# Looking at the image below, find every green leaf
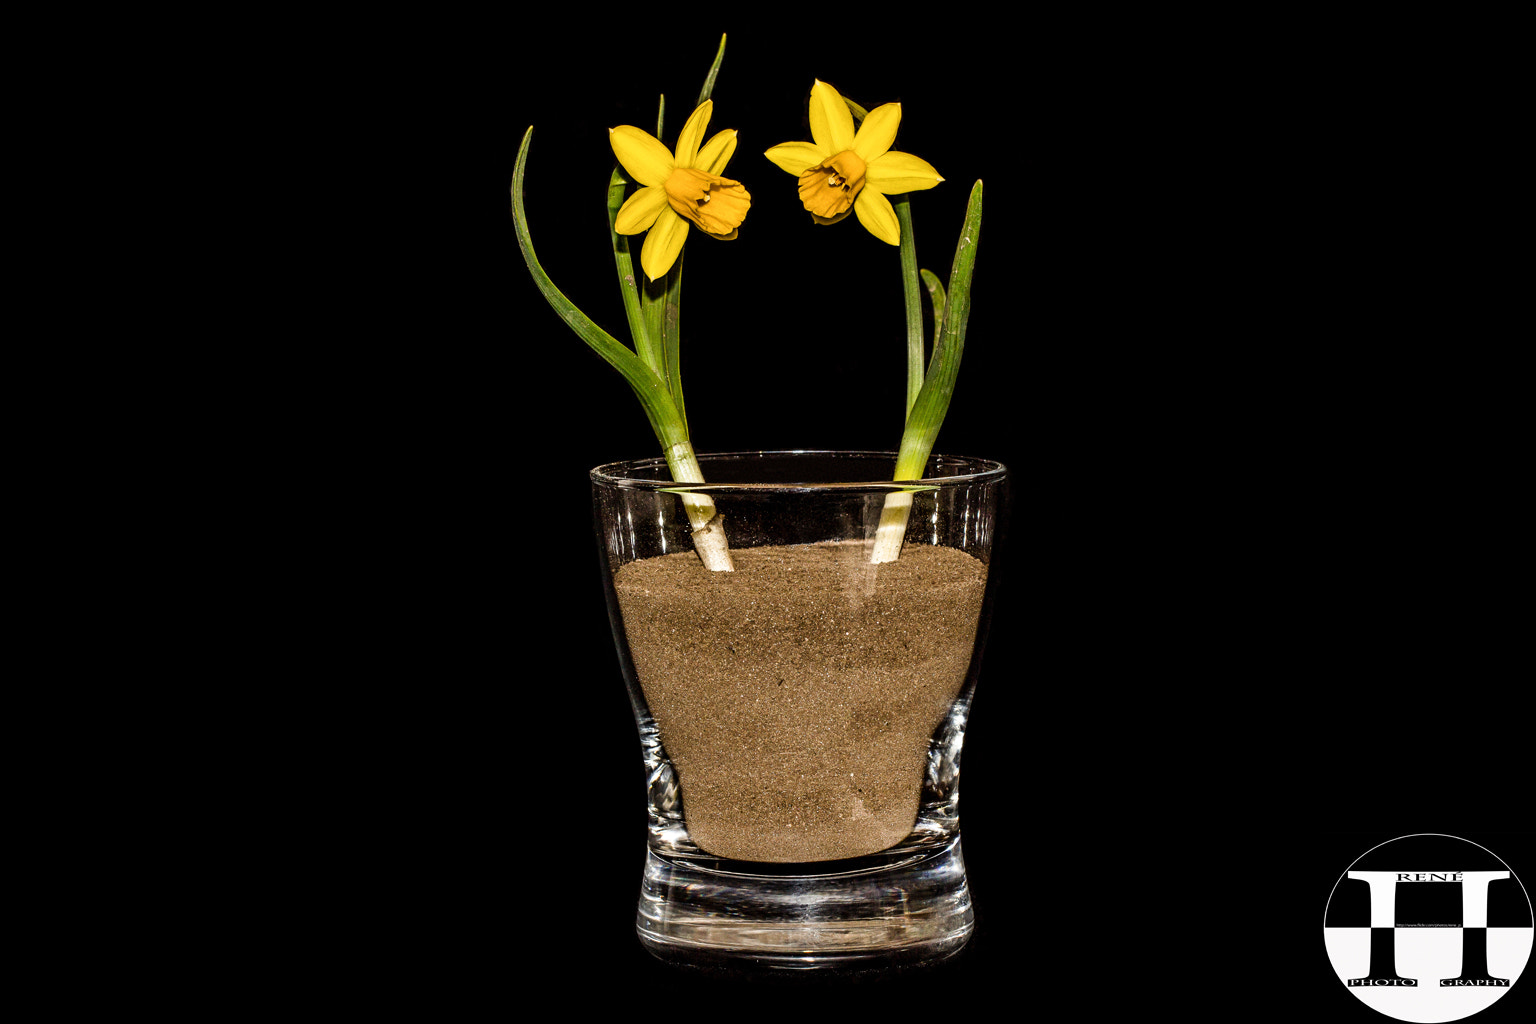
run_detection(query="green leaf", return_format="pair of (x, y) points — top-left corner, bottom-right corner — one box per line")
(895, 180), (983, 481)
(512, 126), (687, 451)
(636, 258), (687, 439)
(696, 34), (727, 106)
(920, 269), (947, 350)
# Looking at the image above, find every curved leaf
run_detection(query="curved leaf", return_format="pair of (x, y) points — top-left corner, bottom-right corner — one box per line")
(895, 180), (982, 480)
(512, 126), (687, 451)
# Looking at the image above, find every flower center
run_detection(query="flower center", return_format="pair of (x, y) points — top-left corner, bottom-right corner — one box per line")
(797, 150), (867, 220)
(664, 167), (751, 237)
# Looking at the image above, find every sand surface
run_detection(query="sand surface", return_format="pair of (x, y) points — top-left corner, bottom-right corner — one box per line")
(614, 541), (987, 862)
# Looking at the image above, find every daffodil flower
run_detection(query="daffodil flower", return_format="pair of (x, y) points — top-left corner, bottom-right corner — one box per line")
(764, 80), (943, 246)
(610, 100), (751, 281)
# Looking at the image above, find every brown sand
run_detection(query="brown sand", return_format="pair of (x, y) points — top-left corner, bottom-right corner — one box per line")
(613, 541), (987, 862)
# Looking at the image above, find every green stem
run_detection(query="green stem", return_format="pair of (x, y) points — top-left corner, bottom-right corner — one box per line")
(660, 259), (686, 436)
(639, 95), (667, 371)
(895, 195), (923, 421)
(921, 269), (947, 350)
(665, 440), (732, 571)
(607, 166), (661, 379)
(631, 92), (689, 437)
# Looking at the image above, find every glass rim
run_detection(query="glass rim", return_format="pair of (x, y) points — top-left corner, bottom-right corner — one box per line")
(590, 449), (1008, 493)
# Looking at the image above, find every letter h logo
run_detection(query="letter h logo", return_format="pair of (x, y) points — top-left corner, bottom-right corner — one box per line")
(1347, 872), (1511, 987)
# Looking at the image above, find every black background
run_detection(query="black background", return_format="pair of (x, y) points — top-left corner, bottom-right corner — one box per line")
(483, 16), (1529, 1012)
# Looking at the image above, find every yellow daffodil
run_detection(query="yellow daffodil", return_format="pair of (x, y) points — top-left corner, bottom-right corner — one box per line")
(764, 80), (943, 246)
(609, 100), (751, 281)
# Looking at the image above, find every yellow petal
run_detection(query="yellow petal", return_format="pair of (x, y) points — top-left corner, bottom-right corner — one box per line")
(865, 150), (945, 194)
(640, 206), (689, 280)
(697, 128), (739, 175)
(796, 151), (866, 220)
(853, 187), (900, 245)
(610, 126), (674, 188)
(852, 102), (901, 162)
(665, 168), (751, 236)
(614, 185), (667, 234)
(808, 80), (855, 154)
(674, 100), (712, 169)
(810, 210), (852, 227)
(764, 141), (827, 175)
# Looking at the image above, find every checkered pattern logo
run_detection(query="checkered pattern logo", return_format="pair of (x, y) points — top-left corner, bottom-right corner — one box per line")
(1324, 835), (1532, 1022)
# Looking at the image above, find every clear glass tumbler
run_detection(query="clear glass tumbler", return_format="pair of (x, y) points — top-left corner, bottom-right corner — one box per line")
(591, 451), (1008, 968)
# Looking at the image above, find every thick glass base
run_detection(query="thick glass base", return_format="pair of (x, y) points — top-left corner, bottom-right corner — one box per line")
(637, 835), (974, 970)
